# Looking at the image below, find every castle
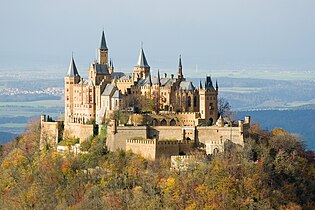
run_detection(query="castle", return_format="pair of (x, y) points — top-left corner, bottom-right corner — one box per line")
(40, 31), (250, 160)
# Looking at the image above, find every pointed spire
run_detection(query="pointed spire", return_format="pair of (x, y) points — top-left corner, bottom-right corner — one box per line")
(157, 69), (161, 86)
(67, 55), (80, 77)
(100, 30), (108, 50)
(216, 80), (218, 90)
(199, 80), (203, 89)
(137, 47), (150, 68)
(178, 54), (183, 79)
(109, 58), (112, 67)
(179, 54), (182, 68)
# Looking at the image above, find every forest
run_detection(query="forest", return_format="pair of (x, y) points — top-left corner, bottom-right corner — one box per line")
(0, 120), (315, 209)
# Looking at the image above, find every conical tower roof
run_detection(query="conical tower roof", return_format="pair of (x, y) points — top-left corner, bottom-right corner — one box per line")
(100, 30), (108, 50)
(67, 55), (80, 77)
(137, 48), (150, 68)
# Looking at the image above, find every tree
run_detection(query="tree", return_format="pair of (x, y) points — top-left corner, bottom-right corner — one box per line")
(218, 97), (231, 118)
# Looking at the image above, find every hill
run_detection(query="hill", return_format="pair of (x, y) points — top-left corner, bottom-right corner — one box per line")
(0, 121), (315, 209)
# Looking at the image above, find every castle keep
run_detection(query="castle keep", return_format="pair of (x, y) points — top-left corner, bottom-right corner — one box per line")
(41, 31), (250, 159)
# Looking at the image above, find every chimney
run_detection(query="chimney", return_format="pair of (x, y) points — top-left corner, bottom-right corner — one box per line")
(164, 73), (167, 78)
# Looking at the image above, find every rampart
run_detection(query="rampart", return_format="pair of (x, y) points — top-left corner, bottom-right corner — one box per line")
(40, 115), (63, 148)
(63, 123), (95, 143)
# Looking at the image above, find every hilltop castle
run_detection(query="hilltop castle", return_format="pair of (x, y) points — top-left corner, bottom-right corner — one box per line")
(41, 31), (250, 160)
(65, 31), (218, 125)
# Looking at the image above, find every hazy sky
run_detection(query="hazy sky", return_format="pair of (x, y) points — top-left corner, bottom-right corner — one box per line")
(1, 0), (315, 75)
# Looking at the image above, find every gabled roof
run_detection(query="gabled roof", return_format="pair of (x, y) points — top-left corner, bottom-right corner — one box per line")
(160, 77), (176, 87)
(180, 81), (195, 91)
(137, 75), (152, 86)
(136, 48), (150, 68)
(67, 56), (80, 77)
(112, 72), (133, 80)
(112, 90), (122, 98)
(92, 63), (109, 74)
(102, 84), (116, 96)
(100, 31), (108, 50)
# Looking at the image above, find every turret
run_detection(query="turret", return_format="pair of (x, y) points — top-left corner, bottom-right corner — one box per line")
(134, 47), (150, 79)
(98, 30), (108, 65)
(199, 75), (218, 124)
(178, 55), (184, 80)
(65, 55), (81, 123)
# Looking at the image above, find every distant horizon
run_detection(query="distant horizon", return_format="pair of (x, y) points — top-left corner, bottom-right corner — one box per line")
(1, 0), (315, 72)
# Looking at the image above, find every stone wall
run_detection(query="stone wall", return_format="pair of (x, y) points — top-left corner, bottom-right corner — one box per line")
(41, 121), (62, 148)
(156, 141), (179, 159)
(64, 123), (94, 143)
(107, 126), (148, 151)
(126, 139), (156, 160)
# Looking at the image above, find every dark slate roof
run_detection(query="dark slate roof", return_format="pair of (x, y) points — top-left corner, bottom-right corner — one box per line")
(92, 63), (109, 74)
(112, 72), (133, 80)
(102, 84), (116, 96)
(137, 75), (152, 86)
(160, 78), (176, 87)
(180, 81), (195, 91)
(136, 48), (150, 68)
(67, 56), (80, 77)
(112, 90), (122, 98)
(100, 31), (108, 50)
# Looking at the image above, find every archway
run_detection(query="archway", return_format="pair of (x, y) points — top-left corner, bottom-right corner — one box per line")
(170, 119), (176, 126)
(208, 117), (213, 125)
(161, 119), (167, 126)
(152, 118), (158, 126)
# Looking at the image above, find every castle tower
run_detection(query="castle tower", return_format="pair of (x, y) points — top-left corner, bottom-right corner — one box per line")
(98, 30), (108, 65)
(178, 55), (184, 80)
(199, 75), (218, 124)
(134, 47), (150, 79)
(64, 55), (81, 123)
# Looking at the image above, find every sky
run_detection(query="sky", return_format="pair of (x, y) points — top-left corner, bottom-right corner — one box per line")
(1, 0), (315, 76)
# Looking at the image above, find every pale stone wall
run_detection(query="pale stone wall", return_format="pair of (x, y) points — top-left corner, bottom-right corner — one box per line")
(41, 121), (61, 148)
(197, 126), (244, 155)
(107, 126), (148, 151)
(64, 123), (94, 143)
(150, 126), (183, 140)
(126, 139), (156, 160)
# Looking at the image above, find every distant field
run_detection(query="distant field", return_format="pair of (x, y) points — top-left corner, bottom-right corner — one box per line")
(220, 87), (261, 93)
(187, 69), (315, 81)
(0, 99), (64, 107)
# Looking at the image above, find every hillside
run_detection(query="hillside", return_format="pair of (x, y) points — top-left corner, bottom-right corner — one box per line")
(0, 122), (315, 209)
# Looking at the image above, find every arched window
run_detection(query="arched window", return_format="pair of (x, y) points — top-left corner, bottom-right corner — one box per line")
(161, 119), (167, 126)
(188, 96), (191, 107)
(194, 96), (197, 107)
(170, 119), (176, 126)
(152, 119), (158, 126)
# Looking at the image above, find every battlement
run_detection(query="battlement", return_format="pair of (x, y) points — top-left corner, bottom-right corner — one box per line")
(157, 140), (179, 145)
(127, 139), (156, 144)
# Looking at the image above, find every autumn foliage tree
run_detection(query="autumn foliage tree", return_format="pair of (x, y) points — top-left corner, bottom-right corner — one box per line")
(0, 120), (315, 209)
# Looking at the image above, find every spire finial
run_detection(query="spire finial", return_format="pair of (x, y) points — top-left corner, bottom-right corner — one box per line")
(100, 30), (108, 50)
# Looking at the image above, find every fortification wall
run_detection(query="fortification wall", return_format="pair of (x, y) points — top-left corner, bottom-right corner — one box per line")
(149, 126), (183, 140)
(156, 141), (179, 159)
(197, 126), (244, 154)
(126, 139), (156, 160)
(64, 123), (94, 143)
(179, 141), (195, 154)
(107, 126), (148, 151)
(41, 121), (61, 148)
